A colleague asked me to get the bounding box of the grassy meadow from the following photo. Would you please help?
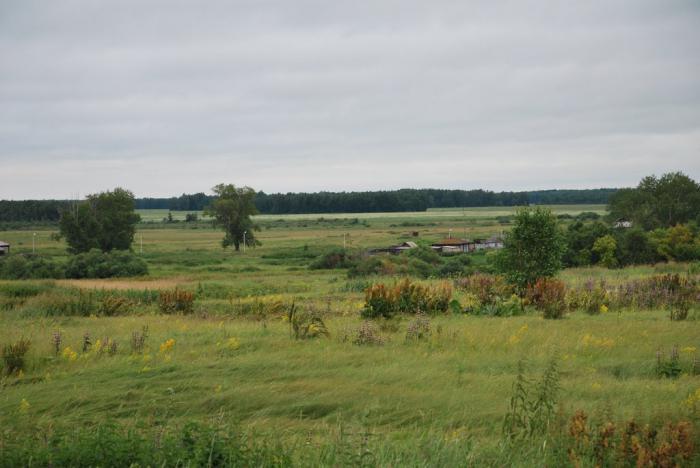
[1,204,699,466]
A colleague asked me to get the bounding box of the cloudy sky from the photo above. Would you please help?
[1,1,699,199]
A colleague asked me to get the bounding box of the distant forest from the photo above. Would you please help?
[1,188,616,223]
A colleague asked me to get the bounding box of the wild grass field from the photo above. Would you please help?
[0,205,698,466]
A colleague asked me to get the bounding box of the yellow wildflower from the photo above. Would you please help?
[159,338,175,353]
[214,384,222,393]
[681,346,696,354]
[226,337,240,350]
[62,346,78,361]
[591,382,602,390]
[19,398,30,413]
[599,304,608,313]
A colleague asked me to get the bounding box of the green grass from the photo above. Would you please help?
[1,204,699,465]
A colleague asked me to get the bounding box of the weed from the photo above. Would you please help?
[286,303,329,340]
[2,338,31,375]
[527,278,567,319]
[405,314,431,342]
[97,295,132,316]
[131,326,148,354]
[158,288,194,314]
[353,321,384,346]
[51,330,62,356]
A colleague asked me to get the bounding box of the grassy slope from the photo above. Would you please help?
[1,204,698,463]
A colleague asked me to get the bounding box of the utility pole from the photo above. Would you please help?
[243,231,247,253]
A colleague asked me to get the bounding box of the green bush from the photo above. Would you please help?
[158,288,195,314]
[309,248,356,270]
[64,249,148,279]
[1,338,31,375]
[362,279,453,319]
[0,254,63,279]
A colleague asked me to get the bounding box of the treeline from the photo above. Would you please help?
[1,188,617,223]
[134,188,615,214]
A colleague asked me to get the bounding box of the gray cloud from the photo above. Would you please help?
[1,0,699,198]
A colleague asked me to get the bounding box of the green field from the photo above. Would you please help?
[1,205,698,466]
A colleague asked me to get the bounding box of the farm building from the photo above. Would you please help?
[613,219,633,228]
[370,241,418,255]
[0,241,9,255]
[474,236,504,250]
[431,238,475,253]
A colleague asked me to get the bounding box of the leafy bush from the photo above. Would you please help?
[309,248,356,270]
[362,279,453,319]
[0,254,63,279]
[455,273,513,306]
[64,249,148,279]
[2,338,31,375]
[567,280,609,315]
[613,274,698,314]
[158,288,194,314]
[527,278,567,319]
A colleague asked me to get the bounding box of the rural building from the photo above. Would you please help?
[613,219,633,228]
[370,241,418,255]
[431,238,475,253]
[0,241,9,255]
[474,236,504,250]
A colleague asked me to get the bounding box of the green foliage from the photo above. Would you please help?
[205,184,260,251]
[503,358,560,442]
[19,290,96,317]
[592,234,618,268]
[64,249,148,278]
[309,248,356,270]
[496,207,565,291]
[59,188,140,253]
[0,422,292,467]
[0,254,63,279]
[608,172,700,229]
[348,250,472,279]
[286,303,330,340]
[1,337,31,375]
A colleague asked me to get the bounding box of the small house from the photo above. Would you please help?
[0,241,9,255]
[431,238,475,253]
[475,236,504,250]
[370,241,418,255]
[613,219,632,229]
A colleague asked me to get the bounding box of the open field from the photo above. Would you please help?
[1,204,699,465]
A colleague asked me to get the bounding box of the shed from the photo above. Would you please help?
[431,238,475,253]
[0,241,9,255]
[475,236,504,250]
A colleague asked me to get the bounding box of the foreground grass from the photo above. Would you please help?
[1,309,698,463]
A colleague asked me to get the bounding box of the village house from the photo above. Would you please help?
[0,241,9,255]
[474,235,504,250]
[613,219,633,228]
[430,238,475,253]
[370,241,418,255]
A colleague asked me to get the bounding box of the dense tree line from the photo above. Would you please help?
[1,188,618,222]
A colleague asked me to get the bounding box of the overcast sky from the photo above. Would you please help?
[1,1,699,199]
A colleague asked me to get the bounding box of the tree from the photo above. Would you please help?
[205,184,260,251]
[496,207,565,292]
[592,235,618,268]
[608,172,700,229]
[59,188,140,254]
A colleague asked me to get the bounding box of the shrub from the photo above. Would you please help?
[0,254,63,279]
[20,290,96,317]
[353,321,384,345]
[309,248,356,270]
[567,280,608,315]
[613,274,698,313]
[2,338,31,375]
[286,303,330,340]
[405,314,431,341]
[362,279,452,319]
[527,278,567,319]
[455,273,513,306]
[158,288,194,314]
[97,295,132,316]
[64,249,148,279]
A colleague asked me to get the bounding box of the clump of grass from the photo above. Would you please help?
[287,303,329,340]
[158,288,194,314]
[82,332,92,352]
[2,338,31,375]
[97,295,132,316]
[362,279,452,319]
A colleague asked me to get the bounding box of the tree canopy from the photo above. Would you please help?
[59,188,140,254]
[496,207,565,291]
[608,172,700,229]
[204,184,260,251]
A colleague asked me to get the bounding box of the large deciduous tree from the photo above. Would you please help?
[608,172,700,229]
[496,206,566,292]
[59,188,141,253]
[205,184,260,251]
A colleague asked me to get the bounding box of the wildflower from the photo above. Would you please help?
[214,384,222,393]
[159,338,175,353]
[599,304,609,313]
[591,382,602,390]
[62,346,78,361]
[681,346,696,354]
[19,399,30,413]
[226,337,240,350]
[140,366,151,373]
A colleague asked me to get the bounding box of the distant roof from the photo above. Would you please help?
[400,241,418,248]
[432,238,472,246]
[0,241,9,247]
